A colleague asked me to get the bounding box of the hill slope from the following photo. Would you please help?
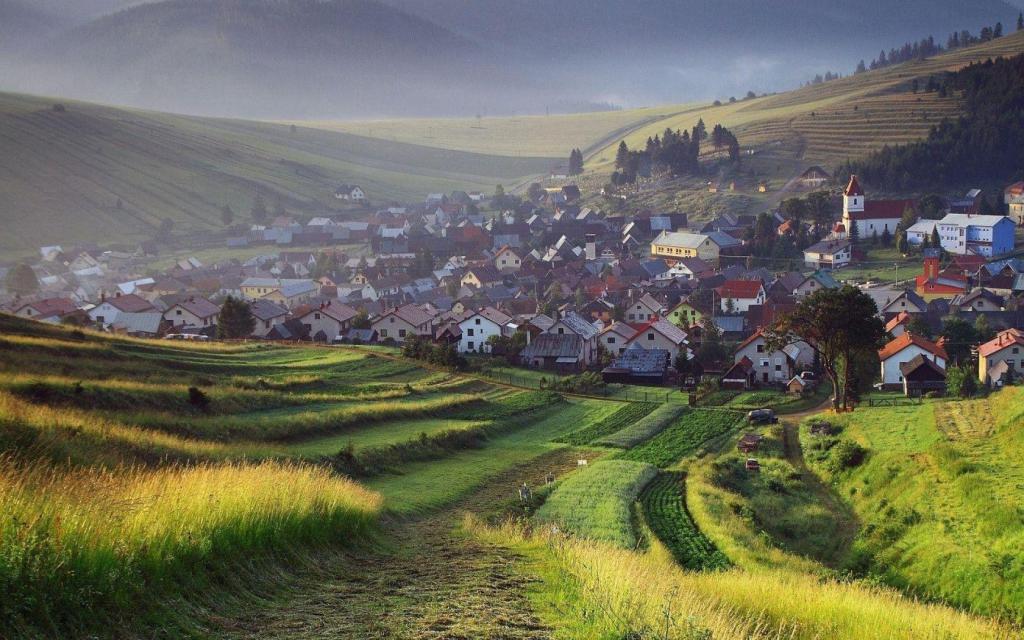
[0,92,549,258]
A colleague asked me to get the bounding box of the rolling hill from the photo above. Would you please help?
[0,92,549,259]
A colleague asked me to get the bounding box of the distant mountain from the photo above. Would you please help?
[4,0,522,118]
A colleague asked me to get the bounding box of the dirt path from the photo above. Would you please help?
[215,448,586,639]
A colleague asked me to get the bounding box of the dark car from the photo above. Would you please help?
[746,408,778,424]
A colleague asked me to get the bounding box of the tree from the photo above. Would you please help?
[880,226,892,247]
[351,309,371,330]
[527,182,545,202]
[940,316,977,365]
[946,364,977,398]
[568,148,584,176]
[994,22,1003,38]
[768,286,885,411]
[930,226,941,250]
[899,205,917,232]
[696,319,727,365]
[574,287,586,309]
[896,231,909,255]
[1018,12,1023,32]
[220,204,235,227]
[856,60,867,74]
[848,220,860,244]
[805,191,832,226]
[216,296,255,339]
[5,263,39,296]
[974,314,995,343]
[251,190,268,224]
[906,315,932,339]
[615,141,630,169]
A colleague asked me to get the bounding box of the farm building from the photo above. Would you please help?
[601,344,670,384]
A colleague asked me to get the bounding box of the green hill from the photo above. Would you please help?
[0,92,548,259]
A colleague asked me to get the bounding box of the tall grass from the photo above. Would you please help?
[0,457,381,637]
[598,404,686,448]
[468,516,1014,639]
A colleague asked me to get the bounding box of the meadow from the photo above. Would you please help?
[597,403,686,448]
[801,389,1024,621]
[619,409,743,467]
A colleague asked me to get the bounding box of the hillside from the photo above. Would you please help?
[801,389,1024,622]
[0,91,549,259]
[1,313,1016,638]
[325,31,1024,174]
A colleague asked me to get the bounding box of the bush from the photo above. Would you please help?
[827,440,867,473]
[187,386,210,411]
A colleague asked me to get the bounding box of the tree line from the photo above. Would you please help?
[837,54,1024,191]
[853,19,1014,76]
[609,119,739,185]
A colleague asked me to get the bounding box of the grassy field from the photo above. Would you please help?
[0,92,550,259]
[801,389,1024,622]
[597,404,686,448]
[619,409,743,468]
[471,516,1013,640]
[534,459,657,548]
[639,471,729,571]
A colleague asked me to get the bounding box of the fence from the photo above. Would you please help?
[867,397,923,407]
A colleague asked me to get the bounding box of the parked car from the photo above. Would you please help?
[746,408,778,424]
[799,371,816,381]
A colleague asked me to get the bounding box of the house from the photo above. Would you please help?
[334,184,366,201]
[793,270,840,298]
[651,231,720,263]
[109,312,164,338]
[786,375,811,396]
[163,297,220,329]
[601,343,671,384]
[1009,196,1024,226]
[457,307,512,354]
[519,334,586,372]
[666,298,706,328]
[899,355,947,397]
[88,294,156,326]
[461,265,503,289]
[721,357,755,390]
[715,280,766,313]
[884,311,912,338]
[546,312,599,366]
[905,219,937,246]
[1004,182,1024,207]
[931,214,1015,257]
[624,319,689,362]
[914,249,969,295]
[493,246,522,273]
[664,257,712,280]
[802,239,852,270]
[296,301,357,342]
[250,299,289,337]
[626,293,664,322]
[798,166,831,189]
[978,328,1024,384]
[11,297,78,323]
[599,322,638,356]
[950,288,1004,313]
[733,330,813,386]
[879,289,927,316]
[877,333,947,391]
[841,175,913,240]
[370,304,435,343]
[240,278,317,308]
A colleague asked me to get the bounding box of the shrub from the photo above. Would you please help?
[827,440,867,473]
[187,386,210,411]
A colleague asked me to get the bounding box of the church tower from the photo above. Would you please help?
[843,174,864,214]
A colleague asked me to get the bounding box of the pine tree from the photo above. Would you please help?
[896,231,909,255]
[1018,12,1023,32]
[848,220,860,244]
[216,296,255,339]
[856,60,866,74]
[220,204,234,227]
[881,226,892,247]
[615,141,629,169]
[930,226,941,250]
[251,190,268,224]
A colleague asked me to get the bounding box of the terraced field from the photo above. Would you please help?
[640,471,729,571]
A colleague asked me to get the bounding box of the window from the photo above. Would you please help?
[176,309,182,315]
[467,341,474,350]
[314,313,321,320]
[558,328,564,335]
[475,318,481,325]
[389,317,395,323]
[607,337,616,344]
[648,333,655,341]
[399,329,406,338]
[756,344,764,353]
[380,329,388,337]
[760,359,769,368]
[467,328,474,336]
[775,364,782,371]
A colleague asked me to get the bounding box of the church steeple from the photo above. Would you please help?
[843,174,864,214]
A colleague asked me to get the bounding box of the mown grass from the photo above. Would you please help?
[597,404,686,448]
[801,388,1024,622]
[0,458,381,638]
[534,460,657,549]
[619,409,742,468]
[469,516,1014,640]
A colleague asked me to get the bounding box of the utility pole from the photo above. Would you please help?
[894,262,899,287]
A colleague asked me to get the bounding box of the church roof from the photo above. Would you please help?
[844,175,864,197]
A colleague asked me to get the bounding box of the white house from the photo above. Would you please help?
[840,175,914,241]
[625,293,664,322]
[163,297,220,329]
[624,319,690,362]
[250,299,289,338]
[296,301,357,342]
[803,240,852,270]
[734,330,814,386]
[715,280,766,313]
[334,184,366,201]
[877,333,947,391]
[457,307,512,353]
[793,270,840,298]
[493,246,522,273]
[88,294,156,326]
[932,214,1015,257]
[599,322,639,356]
[546,311,600,365]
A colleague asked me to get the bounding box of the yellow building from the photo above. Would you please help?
[650,231,720,263]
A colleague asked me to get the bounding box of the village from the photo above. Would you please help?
[5,175,1024,399]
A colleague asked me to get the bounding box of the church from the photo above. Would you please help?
[839,175,915,240]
